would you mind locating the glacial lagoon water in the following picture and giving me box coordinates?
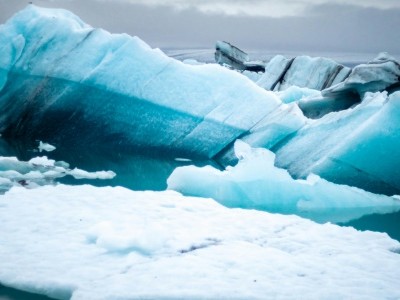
[0,285,56,300]
[1,137,399,243]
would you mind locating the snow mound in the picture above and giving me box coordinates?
[0,184,399,299]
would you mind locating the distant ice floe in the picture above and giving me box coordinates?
[0,155,115,193]
[168,140,400,223]
[38,141,56,152]
[0,184,399,299]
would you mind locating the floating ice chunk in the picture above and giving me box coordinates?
[0,155,115,193]
[215,40,249,70]
[257,55,350,91]
[0,184,399,299]
[168,141,400,223]
[68,168,116,180]
[174,157,192,162]
[38,141,56,152]
[323,52,400,98]
[28,156,56,167]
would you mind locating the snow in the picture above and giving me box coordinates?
[0,5,281,159]
[168,140,400,223]
[0,184,399,299]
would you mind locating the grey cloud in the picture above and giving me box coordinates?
[0,0,399,55]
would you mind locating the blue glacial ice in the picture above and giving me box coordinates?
[0,5,291,159]
[168,140,400,223]
[0,6,400,196]
[275,91,400,195]
[0,154,115,193]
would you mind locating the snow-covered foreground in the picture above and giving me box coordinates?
[1,184,400,299]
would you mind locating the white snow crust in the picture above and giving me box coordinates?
[0,184,399,299]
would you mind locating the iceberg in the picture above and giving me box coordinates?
[299,53,400,119]
[168,141,400,223]
[275,91,400,195]
[0,6,286,159]
[215,40,249,70]
[323,52,400,98]
[256,55,351,91]
[1,6,399,197]
[1,184,399,299]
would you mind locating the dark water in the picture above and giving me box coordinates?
[0,285,55,300]
[340,211,400,241]
[0,138,216,192]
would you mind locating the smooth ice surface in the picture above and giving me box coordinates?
[169,141,400,223]
[276,86,321,104]
[0,6,281,159]
[1,184,400,299]
[275,91,400,195]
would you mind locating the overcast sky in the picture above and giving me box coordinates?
[1,0,399,55]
